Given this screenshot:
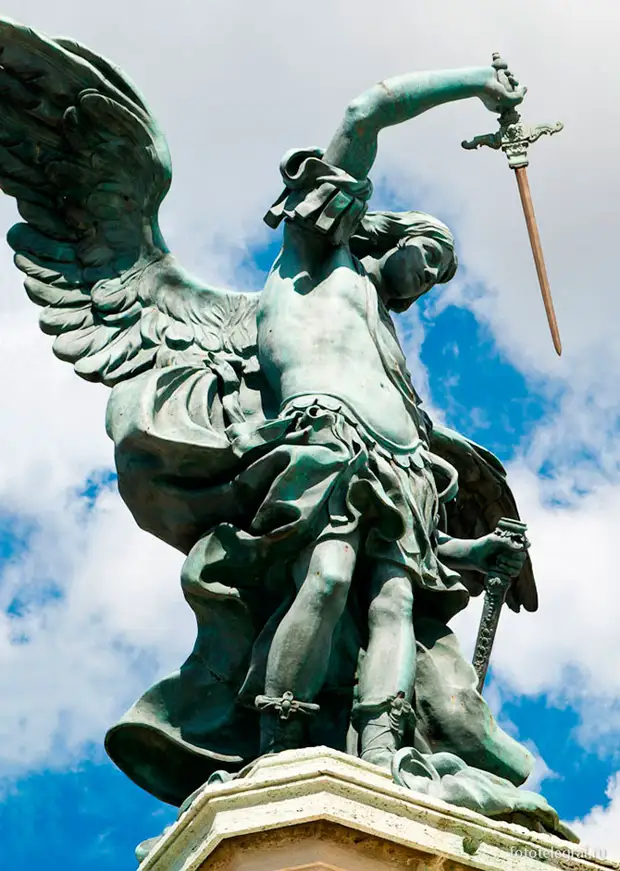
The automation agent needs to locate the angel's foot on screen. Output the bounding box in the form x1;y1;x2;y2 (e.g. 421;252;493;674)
255;692;318;755
354;694;414;769
361;744;394;769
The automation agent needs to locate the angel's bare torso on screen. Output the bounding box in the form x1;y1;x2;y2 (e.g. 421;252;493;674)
258;225;420;448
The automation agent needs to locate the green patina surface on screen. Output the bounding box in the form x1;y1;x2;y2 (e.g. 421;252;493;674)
0;16;573;841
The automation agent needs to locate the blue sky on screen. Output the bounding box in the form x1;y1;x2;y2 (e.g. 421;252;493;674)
2;1;620;868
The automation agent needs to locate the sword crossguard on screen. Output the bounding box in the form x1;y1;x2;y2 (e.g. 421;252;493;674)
462;111;563;169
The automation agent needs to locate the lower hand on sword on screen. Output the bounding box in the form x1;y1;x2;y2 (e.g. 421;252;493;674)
466;531;529;577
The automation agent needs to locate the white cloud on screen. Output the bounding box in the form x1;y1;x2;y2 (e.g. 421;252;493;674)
0;485;189;772
571;774;620;857
0;310;110;514
523;744;558;794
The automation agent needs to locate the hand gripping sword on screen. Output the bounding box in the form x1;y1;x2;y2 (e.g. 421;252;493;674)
472;517;528;692
462;54;564;356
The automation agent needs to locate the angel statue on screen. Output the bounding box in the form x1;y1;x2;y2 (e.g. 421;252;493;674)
0;17;575;842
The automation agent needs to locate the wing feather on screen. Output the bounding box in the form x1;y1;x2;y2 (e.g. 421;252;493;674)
18;201;78;240
53;324;117;363
53;37;151;114
24;277;89;307
39;304;93;334
14;253;84;287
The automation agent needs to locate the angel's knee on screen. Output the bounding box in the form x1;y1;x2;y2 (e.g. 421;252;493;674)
369;573;414;628
295;535;357;615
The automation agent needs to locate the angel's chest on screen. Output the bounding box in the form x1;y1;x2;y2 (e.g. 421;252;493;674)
261;256;369;324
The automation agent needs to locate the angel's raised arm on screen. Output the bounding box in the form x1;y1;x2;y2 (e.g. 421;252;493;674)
323;64;524;181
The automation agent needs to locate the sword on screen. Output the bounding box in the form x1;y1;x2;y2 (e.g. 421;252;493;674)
471;517;528;692
462;54;564;356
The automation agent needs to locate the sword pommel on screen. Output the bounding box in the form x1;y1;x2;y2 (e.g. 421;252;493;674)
462;53;563;169
496;517;527;539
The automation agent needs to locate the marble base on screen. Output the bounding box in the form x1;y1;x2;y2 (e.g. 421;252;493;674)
138;746;616;871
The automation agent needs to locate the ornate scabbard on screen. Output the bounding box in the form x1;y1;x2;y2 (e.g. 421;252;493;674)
472;517;528;692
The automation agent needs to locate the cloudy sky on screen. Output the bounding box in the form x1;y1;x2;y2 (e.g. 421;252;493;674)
1;0;620;867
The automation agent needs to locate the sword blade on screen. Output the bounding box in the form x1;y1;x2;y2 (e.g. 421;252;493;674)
514;166;563;356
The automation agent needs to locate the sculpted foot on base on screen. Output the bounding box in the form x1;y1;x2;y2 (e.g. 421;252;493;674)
255;692;320;755
354;693;415;769
392;747;578;842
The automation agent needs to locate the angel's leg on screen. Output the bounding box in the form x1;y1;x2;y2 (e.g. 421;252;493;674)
355;561;416;767
259;530;359;753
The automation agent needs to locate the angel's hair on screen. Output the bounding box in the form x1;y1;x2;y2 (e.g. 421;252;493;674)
350;210;458;284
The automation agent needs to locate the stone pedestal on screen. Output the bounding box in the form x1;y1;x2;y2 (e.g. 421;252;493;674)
138;747;615;871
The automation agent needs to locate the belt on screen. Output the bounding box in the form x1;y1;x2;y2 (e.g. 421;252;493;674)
280;393;458;502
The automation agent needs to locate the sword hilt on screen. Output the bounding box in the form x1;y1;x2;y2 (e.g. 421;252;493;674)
462;54;563;169
482;517;528;594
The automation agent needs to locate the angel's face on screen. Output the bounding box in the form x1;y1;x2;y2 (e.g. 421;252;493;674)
379;236;452;312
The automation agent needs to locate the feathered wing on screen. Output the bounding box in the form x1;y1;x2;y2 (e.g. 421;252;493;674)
0;17;536;609
0;17;260;390
429;422;538;614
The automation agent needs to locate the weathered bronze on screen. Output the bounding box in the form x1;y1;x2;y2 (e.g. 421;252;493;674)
0;17;572;840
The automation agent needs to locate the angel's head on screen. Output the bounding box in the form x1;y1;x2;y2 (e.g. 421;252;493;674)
350;210;458;312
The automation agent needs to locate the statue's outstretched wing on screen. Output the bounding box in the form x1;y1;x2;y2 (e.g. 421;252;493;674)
430;422;538;614
0;18;259;388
